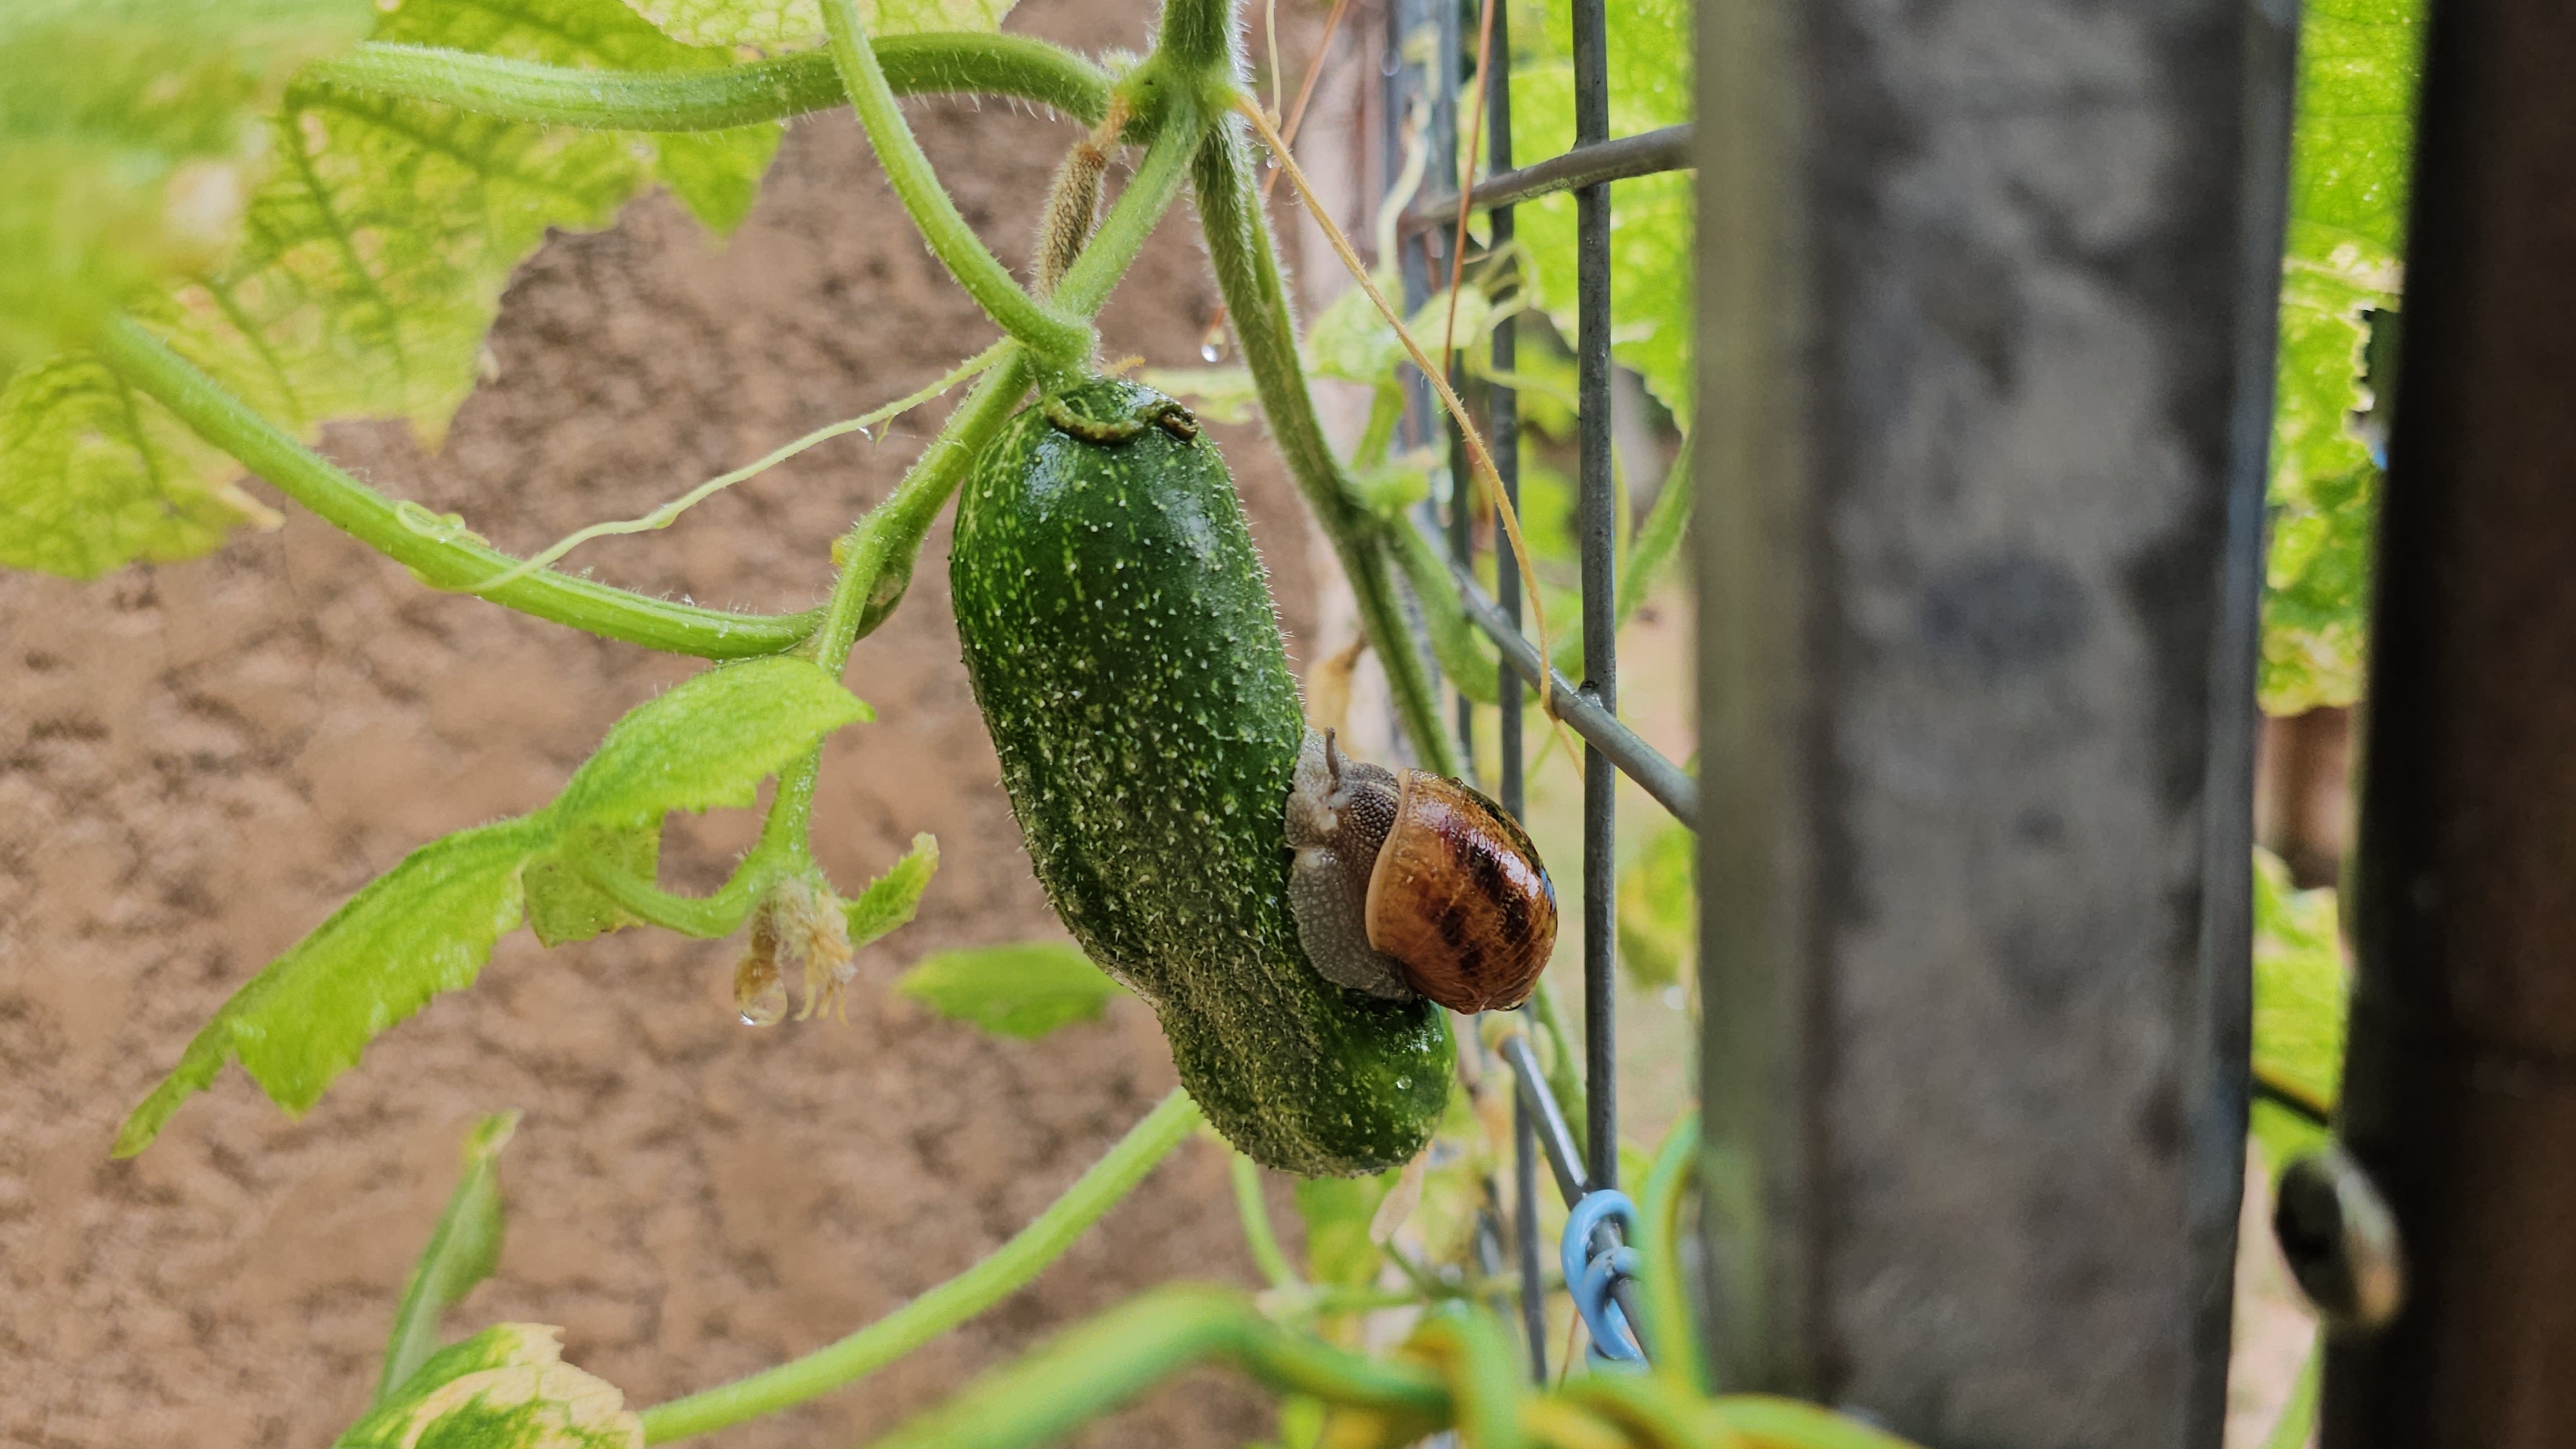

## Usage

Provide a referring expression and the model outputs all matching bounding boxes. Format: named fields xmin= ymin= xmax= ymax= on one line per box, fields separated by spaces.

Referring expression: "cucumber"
xmin=950 ymin=377 xmax=1451 ymax=1175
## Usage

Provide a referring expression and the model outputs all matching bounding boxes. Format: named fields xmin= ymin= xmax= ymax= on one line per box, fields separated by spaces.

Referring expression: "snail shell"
xmin=1284 ymin=729 xmax=1558 ymax=1013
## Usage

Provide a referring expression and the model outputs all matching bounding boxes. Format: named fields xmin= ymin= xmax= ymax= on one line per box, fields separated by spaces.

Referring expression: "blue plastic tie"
xmin=1561 ymin=1189 xmax=1646 ymax=1363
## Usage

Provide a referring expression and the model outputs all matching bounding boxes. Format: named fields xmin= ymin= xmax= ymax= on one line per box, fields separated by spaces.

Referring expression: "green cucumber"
xmin=950 ymin=377 xmax=1451 ymax=1175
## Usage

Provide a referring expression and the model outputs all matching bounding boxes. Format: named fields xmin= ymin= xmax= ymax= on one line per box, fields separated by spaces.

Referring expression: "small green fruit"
xmin=950 ymin=377 xmax=1451 ymax=1175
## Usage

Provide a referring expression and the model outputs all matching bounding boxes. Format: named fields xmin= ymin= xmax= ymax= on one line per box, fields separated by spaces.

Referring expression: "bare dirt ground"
xmin=0 ymin=2 xmax=1337 ymax=1442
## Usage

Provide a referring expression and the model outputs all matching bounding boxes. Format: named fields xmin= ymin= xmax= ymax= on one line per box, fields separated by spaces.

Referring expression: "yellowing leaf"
xmin=0 ymin=353 xmax=278 ymax=579
xmin=894 ymin=941 xmax=1124 ymax=1039
xmin=154 ymin=0 xmax=784 ymax=446
xmin=618 ymin=0 xmax=1015 ymax=51
xmin=341 ymin=1324 xmax=640 ymax=1449
xmin=0 ymin=0 xmax=374 ymax=371
xmin=4 ymin=0 xmax=788 ymax=582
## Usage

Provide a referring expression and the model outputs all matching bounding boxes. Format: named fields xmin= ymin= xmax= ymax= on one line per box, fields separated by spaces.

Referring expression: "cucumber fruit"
xmin=950 ymin=377 xmax=1451 ymax=1175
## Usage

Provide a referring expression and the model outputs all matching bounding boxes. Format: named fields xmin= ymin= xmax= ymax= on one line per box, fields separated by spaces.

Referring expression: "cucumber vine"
xmin=4 ymin=0 xmax=1894 ymax=1441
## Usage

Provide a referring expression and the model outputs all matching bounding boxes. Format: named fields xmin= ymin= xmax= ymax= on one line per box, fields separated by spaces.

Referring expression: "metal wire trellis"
xmin=1376 ymin=0 xmax=1697 ymax=1377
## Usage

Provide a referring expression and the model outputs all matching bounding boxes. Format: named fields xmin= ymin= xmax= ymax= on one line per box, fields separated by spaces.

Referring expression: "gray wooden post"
xmin=1691 ymin=0 xmax=2298 ymax=1443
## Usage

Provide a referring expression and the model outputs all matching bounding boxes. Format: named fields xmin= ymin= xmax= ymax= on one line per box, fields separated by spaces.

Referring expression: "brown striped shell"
xmin=1284 ymin=730 xmax=1558 ymax=1013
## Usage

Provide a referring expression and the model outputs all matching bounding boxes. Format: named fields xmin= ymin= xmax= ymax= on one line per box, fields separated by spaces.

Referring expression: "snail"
xmin=1284 ymin=728 xmax=1558 ymax=1013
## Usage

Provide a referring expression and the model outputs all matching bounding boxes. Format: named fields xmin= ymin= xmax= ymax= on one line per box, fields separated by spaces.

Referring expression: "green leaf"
xmin=0 ymin=0 xmax=374 ymax=372
xmin=4 ymin=0 xmax=788 ymax=582
xmin=2250 ymin=847 xmax=2347 ymax=1166
xmin=341 ymin=1323 xmax=641 ymax=1449
xmin=1616 ymin=815 xmax=1693 ymax=990
xmin=1508 ymin=0 xmax=1692 ymax=419
xmin=845 ymin=831 xmax=938 ymax=947
xmin=114 ymin=818 xmax=552 ymax=1157
xmin=118 ymin=658 xmax=866 ymax=1152
xmin=1291 ymin=1171 xmax=1395 ymax=1291
xmin=894 ymin=941 xmax=1123 ymax=1040
xmin=551 ymin=656 xmax=870 ymax=829
xmin=381 ymin=1111 xmax=525 ymax=1405
xmin=616 ymin=0 xmax=1017 ymax=51
xmin=153 ymin=0 xmax=783 ymax=441
xmin=522 ymin=822 xmax=659 ymax=947
xmin=2260 ymin=0 xmax=2426 ymax=713
xmin=0 ymin=353 xmax=278 ymax=579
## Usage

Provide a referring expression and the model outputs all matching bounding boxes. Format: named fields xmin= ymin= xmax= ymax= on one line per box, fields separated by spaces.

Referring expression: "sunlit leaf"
xmin=894 ymin=940 xmax=1123 ymax=1039
xmin=5 ymin=0 xmax=787 ymax=581
xmin=151 ymin=0 xmax=783 ymax=444
xmin=341 ymin=1323 xmax=640 ymax=1449
xmin=1508 ymin=0 xmax=1692 ymax=419
xmin=617 ymin=0 xmax=1015 ymax=52
xmin=380 ymin=1111 xmax=524 ymax=1405
xmin=0 ymin=0 xmax=372 ymax=372
xmin=845 ymin=831 xmax=938 ymax=947
xmin=0 ymin=353 xmax=279 ymax=579
xmin=2250 ymin=847 xmax=2346 ymax=1166
xmin=2259 ymin=0 xmax=2425 ymax=714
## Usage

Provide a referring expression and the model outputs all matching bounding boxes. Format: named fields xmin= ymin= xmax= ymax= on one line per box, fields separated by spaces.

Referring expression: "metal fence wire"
xmin=1376 ymin=0 xmax=1697 ymax=1377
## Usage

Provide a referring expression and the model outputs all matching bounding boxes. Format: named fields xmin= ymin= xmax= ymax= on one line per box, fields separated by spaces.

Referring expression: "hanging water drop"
xmin=734 ymin=953 xmax=787 ymax=1027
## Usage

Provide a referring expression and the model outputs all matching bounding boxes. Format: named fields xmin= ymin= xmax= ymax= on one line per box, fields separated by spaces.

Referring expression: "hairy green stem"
xmin=1153 ymin=0 xmax=1239 ymax=73
xmin=861 ymin=1285 xmax=1450 ymax=1449
xmin=821 ymin=0 xmax=1092 ymax=365
xmin=1230 ymin=1155 xmax=1299 ymax=1292
xmin=640 ymin=1089 xmax=1204 ymax=1443
xmin=1055 ymin=115 xmax=1202 ymax=316
xmin=1390 ymin=518 xmax=1503 ymax=706
xmin=1191 ymin=118 xmax=1459 ymax=776
xmin=94 ymin=317 xmax=816 ymax=658
xmin=298 ymin=34 xmax=1113 ymax=131
xmin=569 ymin=839 xmax=763 ymax=938
xmin=758 ymin=116 xmax=1203 ymax=852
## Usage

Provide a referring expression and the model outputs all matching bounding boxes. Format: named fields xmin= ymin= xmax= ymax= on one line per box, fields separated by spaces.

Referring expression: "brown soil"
xmin=0 ymin=4 xmax=1338 ymax=1443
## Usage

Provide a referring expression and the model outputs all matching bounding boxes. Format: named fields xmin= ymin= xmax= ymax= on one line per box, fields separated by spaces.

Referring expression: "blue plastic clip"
xmin=1562 ymin=1189 xmax=1646 ymax=1364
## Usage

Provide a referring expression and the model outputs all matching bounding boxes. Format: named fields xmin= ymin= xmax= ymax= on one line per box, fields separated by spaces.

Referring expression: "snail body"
xmin=1285 ymin=730 xmax=1558 ymax=1013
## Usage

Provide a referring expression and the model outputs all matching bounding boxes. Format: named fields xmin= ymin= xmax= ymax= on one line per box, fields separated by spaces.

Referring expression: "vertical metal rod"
xmin=1570 ymin=0 xmax=1617 ymax=1192
xmin=1515 ymin=1096 xmax=1549 ymax=1381
xmin=1479 ymin=6 xmax=1543 ymax=1379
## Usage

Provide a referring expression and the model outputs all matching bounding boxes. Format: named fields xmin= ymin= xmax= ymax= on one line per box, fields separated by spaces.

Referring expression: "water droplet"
xmin=1200 ymin=341 xmax=1223 ymax=363
xmin=734 ymin=955 xmax=787 ymax=1027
